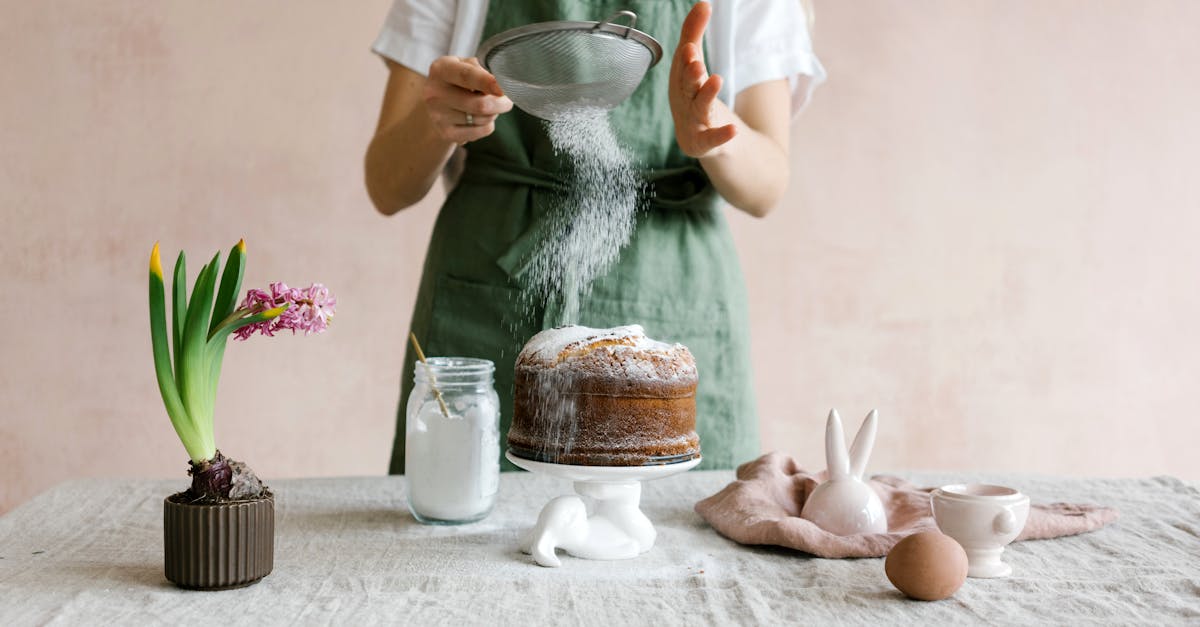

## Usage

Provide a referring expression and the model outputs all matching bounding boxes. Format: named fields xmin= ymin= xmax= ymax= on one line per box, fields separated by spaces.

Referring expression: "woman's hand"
xmin=669 ymin=2 xmax=737 ymax=158
xmin=423 ymin=56 xmax=513 ymax=144
xmin=664 ymin=2 xmax=793 ymax=216
xmin=366 ymin=58 xmax=512 ymax=214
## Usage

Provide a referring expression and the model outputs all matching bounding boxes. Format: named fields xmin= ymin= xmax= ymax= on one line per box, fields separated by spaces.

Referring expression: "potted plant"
xmin=148 ymin=240 xmax=334 ymax=589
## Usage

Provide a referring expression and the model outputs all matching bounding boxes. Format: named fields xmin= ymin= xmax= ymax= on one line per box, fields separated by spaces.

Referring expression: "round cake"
xmin=508 ymin=324 xmax=700 ymax=466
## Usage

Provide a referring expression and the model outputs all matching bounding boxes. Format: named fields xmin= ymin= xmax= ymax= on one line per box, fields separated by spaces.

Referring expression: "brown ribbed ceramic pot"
xmin=163 ymin=493 xmax=274 ymax=590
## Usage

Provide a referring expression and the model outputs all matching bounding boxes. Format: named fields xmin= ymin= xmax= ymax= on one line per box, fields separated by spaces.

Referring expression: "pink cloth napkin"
xmin=694 ymin=452 xmax=1119 ymax=559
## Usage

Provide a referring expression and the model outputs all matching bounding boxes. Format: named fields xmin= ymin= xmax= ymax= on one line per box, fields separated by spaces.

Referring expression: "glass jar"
xmin=405 ymin=357 xmax=500 ymax=524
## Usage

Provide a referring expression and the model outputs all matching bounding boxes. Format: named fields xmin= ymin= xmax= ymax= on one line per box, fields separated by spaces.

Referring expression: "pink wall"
xmin=2 ymin=1 xmax=1197 ymax=514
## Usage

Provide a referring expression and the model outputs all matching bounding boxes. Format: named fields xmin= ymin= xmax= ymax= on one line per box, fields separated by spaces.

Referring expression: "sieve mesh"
xmin=479 ymin=11 xmax=662 ymax=121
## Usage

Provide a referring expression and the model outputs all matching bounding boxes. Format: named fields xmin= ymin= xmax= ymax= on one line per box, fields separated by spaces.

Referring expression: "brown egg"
xmin=884 ymin=531 xmax=969 ymax=601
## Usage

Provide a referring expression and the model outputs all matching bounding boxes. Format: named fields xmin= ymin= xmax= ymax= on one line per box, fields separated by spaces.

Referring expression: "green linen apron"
xmin=390 ymin=0 xmax=759 ymax=474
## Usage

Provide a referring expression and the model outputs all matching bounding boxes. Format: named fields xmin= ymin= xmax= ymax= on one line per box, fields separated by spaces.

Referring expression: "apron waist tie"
xmin=461 ymin=152 xmax=718 ymax=212
xmin=460 ymin=152 xmax=720 ymax=290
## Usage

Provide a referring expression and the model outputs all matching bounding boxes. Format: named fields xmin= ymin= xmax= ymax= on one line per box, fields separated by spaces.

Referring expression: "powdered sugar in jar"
xmin=405 ymin=357 xmax=499 ymax=524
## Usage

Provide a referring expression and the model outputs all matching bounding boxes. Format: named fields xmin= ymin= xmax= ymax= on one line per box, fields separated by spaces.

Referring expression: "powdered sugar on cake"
xmin=518 ymin=324 xmax=696 ymax=382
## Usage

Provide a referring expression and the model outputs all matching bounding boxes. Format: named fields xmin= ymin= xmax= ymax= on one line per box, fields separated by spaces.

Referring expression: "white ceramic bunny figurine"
xmin=799 ymin=409 xmax=888 ymax=535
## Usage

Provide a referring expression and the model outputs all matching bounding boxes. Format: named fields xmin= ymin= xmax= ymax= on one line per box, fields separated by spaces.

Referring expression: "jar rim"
xmin=413 ymin=357 xmax=495 ymax=384
xmin=419 ymin=357 xmax=494 ymax=373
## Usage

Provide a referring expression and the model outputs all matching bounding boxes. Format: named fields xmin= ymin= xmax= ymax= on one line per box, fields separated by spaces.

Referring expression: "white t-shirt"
xmin=372 ymin=0 xmax=825 ymax=115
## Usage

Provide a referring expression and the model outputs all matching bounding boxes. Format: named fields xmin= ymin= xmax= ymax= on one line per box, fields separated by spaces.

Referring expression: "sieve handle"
xmin=595 ymin=10 xmax=638 ymax=38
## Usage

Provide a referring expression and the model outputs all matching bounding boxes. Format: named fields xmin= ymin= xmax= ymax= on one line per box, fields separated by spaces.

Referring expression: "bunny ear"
xmin=848 ymin=409 xmax=878 ymax=479
xmin=825 ymin=409 xmax=850 ymax=480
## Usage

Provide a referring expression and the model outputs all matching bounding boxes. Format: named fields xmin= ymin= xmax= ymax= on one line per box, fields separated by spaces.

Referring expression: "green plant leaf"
xmin=208 ymin=343 xmax=226 ymax=409
xmin=171 ymin=251 xmax=187 ymax=382
xmin=206 ymin=305 xmax=289 ymax=351
xmin=177 ymin=253 xmax=220 ymax=460
xmin=207 ymin=240 xmax=246 ymax=406
xmin=210 ymin=239 xmax=245 ymax=335
xmin=208 ymin=242 xmax=243 ymax=399
xmin=150 ymin=244 xmax=206 ymax=462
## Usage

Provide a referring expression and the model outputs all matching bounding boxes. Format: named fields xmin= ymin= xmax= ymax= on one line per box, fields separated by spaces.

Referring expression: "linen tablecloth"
xmin=1 ymin=471 xmax=1197 ymax=625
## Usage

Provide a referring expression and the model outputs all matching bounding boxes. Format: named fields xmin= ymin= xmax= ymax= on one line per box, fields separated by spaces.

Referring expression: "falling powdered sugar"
xmin=521 ymin=108 xmax=644 ymax=325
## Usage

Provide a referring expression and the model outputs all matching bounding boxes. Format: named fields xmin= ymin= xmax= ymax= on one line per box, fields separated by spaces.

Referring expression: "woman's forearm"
xmin=697 ymin=102 xmax=789 ymax=217
xmin=365 ymin=63 xmax=456 ymax=215
xmin=697 ymin=79 xmax=792 ymax=218
xmin=365 ymin=110 xmax=455 ymax=215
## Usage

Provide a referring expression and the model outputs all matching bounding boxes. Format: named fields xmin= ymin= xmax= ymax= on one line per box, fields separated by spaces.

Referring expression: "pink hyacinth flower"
xmin=234 ymin=282 xmax=336 ymax=341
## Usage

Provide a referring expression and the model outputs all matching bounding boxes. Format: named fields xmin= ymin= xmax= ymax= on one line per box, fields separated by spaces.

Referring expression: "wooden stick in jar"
xmin=409 ymin=332 xmax=451 ymax=418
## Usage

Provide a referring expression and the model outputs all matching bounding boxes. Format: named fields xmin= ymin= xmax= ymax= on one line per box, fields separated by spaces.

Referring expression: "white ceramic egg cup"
xmin=506 ymin=450 xmax=701 ymax=568
xmin=931 ymin=484 xmax=1030 ymax=578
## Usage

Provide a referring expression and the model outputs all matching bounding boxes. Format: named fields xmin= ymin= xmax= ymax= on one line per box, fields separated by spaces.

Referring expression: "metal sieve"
xmin=477 ymin=10 xmax=663 ymax=121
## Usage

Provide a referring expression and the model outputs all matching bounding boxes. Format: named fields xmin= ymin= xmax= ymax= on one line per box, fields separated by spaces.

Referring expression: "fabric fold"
xmin=694 ymin=452 xmax=1120 ymax=559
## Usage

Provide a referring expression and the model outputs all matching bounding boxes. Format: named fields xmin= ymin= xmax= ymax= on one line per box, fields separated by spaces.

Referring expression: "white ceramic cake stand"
xmin=506 ymin=450 xmax=701 ymax=567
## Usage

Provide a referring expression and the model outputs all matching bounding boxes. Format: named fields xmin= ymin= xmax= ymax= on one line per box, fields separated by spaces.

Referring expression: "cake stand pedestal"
xmin=506 ymin=450 xmax=701 ymax=567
